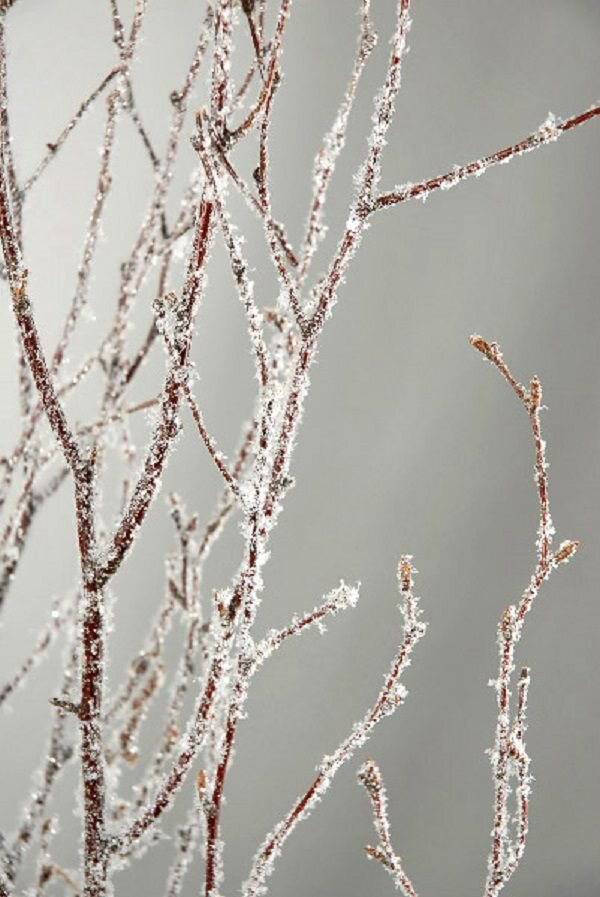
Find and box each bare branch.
[357,758,418,897]
[296,0,377,286]
[255,581,360,665]
[470,336,579,897]
[184,383,246,507]
[243,556,426,897]
[21,67,122,196]
[376,105,600,211]
[0,4,591,895]
[10,272,82,472]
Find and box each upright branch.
[243,556,426,897]
[470,335,579,897]
[296,0,377,287]
[9,273,82,473]
[98,196,216,587]
[306,0,412,338]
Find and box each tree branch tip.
[398,555,416,591]
[357,756,377,779]
[469,333,497,361]
[553,539,580,565]
[529,376,542,409]
[357,758,383,797]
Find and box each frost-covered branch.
[254,581,360,665]
[296,0,377,287]
[375,105,600,210]
[357,758,418,897]
[243,557,426,897]
[470,336,579,897]
[0,2,592,895]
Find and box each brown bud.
[554,539,580,565]
[398,555,413,593]
[529,376,542,410]
[469,334,496,362]
[39,865,53,887]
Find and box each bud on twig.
[553,539,580,565]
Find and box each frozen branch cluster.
[0,2,595,896]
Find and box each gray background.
[0,1,599,895]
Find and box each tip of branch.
[357,756,376,779]
[357,757,382,797]
[398,555,415,593]
[553,539,580,565]
[529,376,542,410]
[469,333,496,362]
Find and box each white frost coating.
[254,581,361,666]
[242,558,426,897]
[0,2,590,895]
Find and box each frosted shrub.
[0,2,596,896]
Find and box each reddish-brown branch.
[357,758,418,897]
[0,594,73,707]
[243,557,425,897]
[227,0,291,144]
[97,198,215,587]
[297,0,377,287]
[0,4,592,895]
[306,0,412,339]
[9,273,82,471]
[255,582,359,664]
[116,636,230,853]
[376,105,600,211]
[184,384,245,506]
[21,67,123,196]
[470,336,579,897]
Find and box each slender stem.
[375,105,600,211]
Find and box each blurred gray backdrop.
[0,1,599,896]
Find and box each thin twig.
[357,758,418,897]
